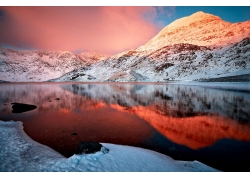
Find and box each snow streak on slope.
[0,120,218,172]
[0,47,107,82]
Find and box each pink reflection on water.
[111,104,250,149]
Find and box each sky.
[0,6,250,55]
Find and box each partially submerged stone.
[76,142,109,154]
[11,102,37,113]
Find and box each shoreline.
[0,120,219,172]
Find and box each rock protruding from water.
[76,142,109,154]
[11,102,37,113]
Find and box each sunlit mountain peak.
[137,11,250,52]
[167,11,221,30]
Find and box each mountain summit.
[167,11,221,29]
[137,11,250,52]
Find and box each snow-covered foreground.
[0,120,219,172]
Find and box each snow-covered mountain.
[49,11,250,82]
[51,37,250,82]
[1,11,250,82]
[137,11,250,52]
[0,47,107,82]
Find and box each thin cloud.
[0,6,168,55]
[156,6,176,18]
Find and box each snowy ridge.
[0,47,107,82]
[50,37,250,82]
[0,120,219,172]
[77,51,108,63]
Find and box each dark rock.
[71,132,78,135]
[0,80,11,83]
[71,75,79,80]
[54,98,60,100]
[4,104,6,105]
[76,142,109,154]
[11,102,37,113]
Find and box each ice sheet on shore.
[0,120,219,172]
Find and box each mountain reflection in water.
[62,83,250,149]
[0,82,250,171]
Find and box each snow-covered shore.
[0,120,219,172]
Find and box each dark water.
[0,82,250,172]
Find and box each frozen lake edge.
[0,120,219,172]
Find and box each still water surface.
[0,82,250,171]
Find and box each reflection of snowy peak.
[0,47,107,82]
[138,11,250,52]
[59,83,250,123]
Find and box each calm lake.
[0,82,250,171]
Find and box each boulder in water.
[76,142,109,154]
[11,102,37,113]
